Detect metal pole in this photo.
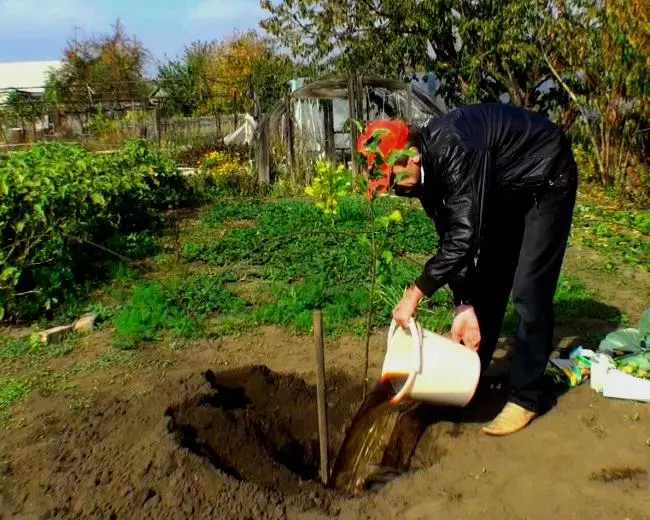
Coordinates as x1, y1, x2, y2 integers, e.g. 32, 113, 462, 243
313, 310, 329, 484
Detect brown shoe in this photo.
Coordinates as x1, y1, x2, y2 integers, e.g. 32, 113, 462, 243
482, 402, 537, 436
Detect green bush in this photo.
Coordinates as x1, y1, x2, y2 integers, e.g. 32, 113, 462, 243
0, 140, 199, 321
197, 149, 261, 198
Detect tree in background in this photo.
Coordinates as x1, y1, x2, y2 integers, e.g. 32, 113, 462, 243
260, 0, 566, 113
44, 20, 151, 116
155, 31, 299, 117
251, 41, 300, 113
3, 90, 44, 136
543, 0, 650, 202
203, 30, 298, 115
157, 41, 214, 117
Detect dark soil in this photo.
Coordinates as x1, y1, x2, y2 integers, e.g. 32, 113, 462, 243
2, 326, 650, 519
165, 365, 358, 498
0, 365, 365, 519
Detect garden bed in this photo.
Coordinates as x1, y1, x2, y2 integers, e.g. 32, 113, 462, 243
1, 160, 649, 518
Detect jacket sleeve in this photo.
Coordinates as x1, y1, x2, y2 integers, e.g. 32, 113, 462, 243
415, 143, 480, 298
431, 214, 476, 306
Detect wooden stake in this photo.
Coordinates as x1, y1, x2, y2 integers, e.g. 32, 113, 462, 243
313, 310, 329, 484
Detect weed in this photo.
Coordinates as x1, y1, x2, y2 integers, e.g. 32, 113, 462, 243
68, 351, 137, 375
203, 199, 263, 225
47, 337, 76, 358
0, 333, 75, 360
581, 413, 607, 438
624, 412, 641, 422
592, 424, 607, 438
0, 336, 39, 360
86, 302, 114, 324
169, 275, 247, 315
571, 202, 650, 270
0, 378, 30, 412
112, 276, 245, 348
209, 314, 256, 337
112, 283, 196, 349
69, 395, 93, 412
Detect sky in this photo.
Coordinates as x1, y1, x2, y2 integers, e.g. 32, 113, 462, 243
0, 0, 268, 67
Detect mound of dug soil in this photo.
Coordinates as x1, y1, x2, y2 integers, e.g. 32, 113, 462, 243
0, 365, 364, 519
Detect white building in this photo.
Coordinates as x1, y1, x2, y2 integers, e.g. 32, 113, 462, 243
0, 60, 63, 103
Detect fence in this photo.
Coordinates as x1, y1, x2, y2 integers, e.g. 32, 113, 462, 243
0, 85, 254, 151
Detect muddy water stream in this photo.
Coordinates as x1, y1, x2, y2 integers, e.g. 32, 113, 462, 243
328, 379, 433, 494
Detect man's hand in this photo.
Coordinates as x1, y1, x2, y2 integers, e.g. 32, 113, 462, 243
392, 286, 424, 329
451, 305, 481, 351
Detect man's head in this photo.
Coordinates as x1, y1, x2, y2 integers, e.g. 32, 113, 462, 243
356, 119, 422, 198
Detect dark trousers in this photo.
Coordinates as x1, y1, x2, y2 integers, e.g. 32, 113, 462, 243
471, 169, 578, 413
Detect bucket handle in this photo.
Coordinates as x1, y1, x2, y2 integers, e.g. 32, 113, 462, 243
386, 317, 422, 405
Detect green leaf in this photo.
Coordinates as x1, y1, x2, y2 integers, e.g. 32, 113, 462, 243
387, 148, 418, 166
90, 193, 106, 206
381, 250, 394, 264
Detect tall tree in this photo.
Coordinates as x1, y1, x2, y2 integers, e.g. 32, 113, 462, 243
261, 0, 567, 112
203, 30, 298, 114
543, 0, 650, 199
156, 41, 214, 117
4, 90, 43, 136
203, 31, 272, 113
156, 32, 297, 117
44, 20, 151, 112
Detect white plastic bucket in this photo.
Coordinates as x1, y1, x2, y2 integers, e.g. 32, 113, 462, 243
381, 318, 481, 407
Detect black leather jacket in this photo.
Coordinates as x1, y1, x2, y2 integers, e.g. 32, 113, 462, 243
413, 103, 576, 304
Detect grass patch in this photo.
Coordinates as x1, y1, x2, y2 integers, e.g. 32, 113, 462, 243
0, 336, 40, 360
571, 199, 650, 271
111, 275, 247, 348
61, 191, 644, 348
112, 283, 195, 349
177, 196, 440, 337
0, 334, 79, 361
0, 378, 30, 422
143, 195, 632, 342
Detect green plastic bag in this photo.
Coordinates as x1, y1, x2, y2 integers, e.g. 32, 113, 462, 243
639, 307, 650, 336
598, 328, 644, 354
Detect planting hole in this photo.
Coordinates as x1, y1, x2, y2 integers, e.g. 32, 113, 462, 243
164, 365, 361, 495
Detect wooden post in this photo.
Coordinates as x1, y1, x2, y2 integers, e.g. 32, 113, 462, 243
347, 75, 360, 176
131, 100, 136, 134
286, 95, 295, 185
258, 122, 271, 184
323, 99, 335, 163
313, 310, 329, 484
154, 106, 161, 146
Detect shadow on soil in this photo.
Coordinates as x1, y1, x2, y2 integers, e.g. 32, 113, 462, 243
162, 299, 622, 499
164, 365, 363, 497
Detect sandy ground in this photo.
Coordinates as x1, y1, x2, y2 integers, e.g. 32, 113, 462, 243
1, 323, 649, 520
